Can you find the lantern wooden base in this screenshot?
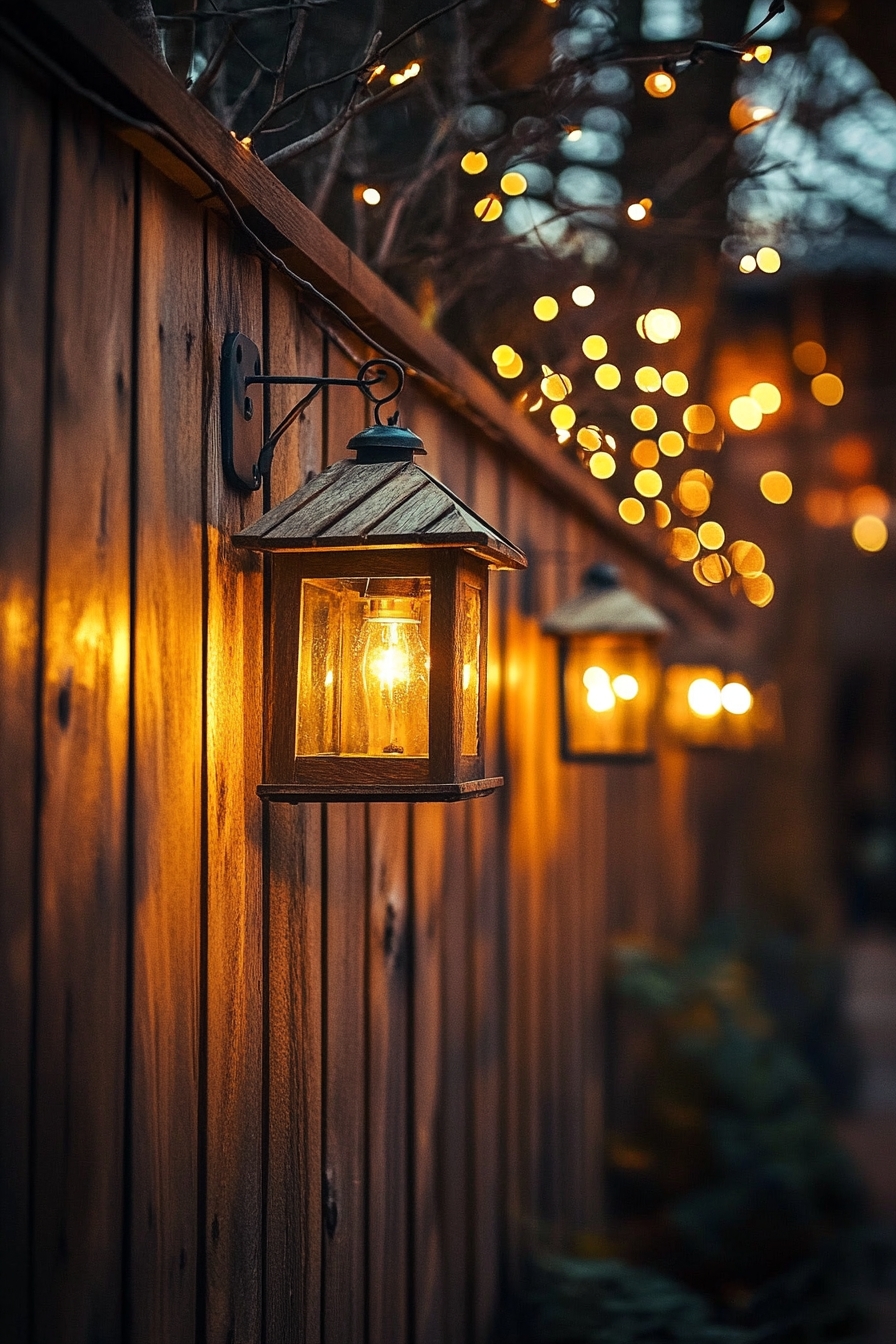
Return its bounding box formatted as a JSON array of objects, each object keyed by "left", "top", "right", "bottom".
[{"left": 258, "top": 777, "right": 503, "bottom": 804}]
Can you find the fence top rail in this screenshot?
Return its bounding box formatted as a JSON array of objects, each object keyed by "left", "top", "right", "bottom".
[{"left": 1, "top": 0, "right": 725, "bottom": 621}]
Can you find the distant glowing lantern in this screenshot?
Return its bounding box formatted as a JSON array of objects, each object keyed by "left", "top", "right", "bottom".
[
  {"left": 541, "top": 564, "right": 669, "bottom": 761},
  {"left": 223, "top": 334, "right": 526, "bottom": 800},
  {"left": 663, "top": 663, "right": 758, "bottom": 750}
]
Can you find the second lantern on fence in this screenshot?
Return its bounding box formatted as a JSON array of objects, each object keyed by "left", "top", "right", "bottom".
[{"left": 541, "top": 564, "right": 669, "bottom": 761}]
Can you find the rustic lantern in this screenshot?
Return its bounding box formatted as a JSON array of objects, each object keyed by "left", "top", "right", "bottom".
[
  {"left": 663, "top": 663, "right": 758, "bottom": 750},
  {"left": 232, "top": 420, "right": 526, "bottom": 802},
  {"left": 541, "top": 564, "right": 669, "bottom": 761}
]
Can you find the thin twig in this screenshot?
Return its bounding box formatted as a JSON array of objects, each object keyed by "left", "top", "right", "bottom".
[{"left": 262, "top": 78, "right": 406, "bottom": 169}]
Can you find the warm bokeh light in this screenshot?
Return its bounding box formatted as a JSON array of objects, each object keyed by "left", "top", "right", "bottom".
[
  {"left": 631, "top": 404, "right": 658, "bottom": 431},
  {"left": 659, "top": 431, "right": 685, "bottom": 457},
  {"left": 635, "top": 366, "right": 662, "bottom": 393},
  {"left": 590, "top": 451, "right": 616, "bottom": 479},
  {"left": 755, "top": 44, "right": 773, "bottom": 62},
  {"left": 683, "top": 404, "right": 715, "bottom": 434},
  {"left": 852, "top": 514, "right": 889, "bottom": 552},
  {"left": 627, "top": 202, "right": 647, "bottom": 221},
  {"left": 654, "top": 500, "right": 671, "bottom": 528},
  {"left": 534, "top": 295, "right": 559, "bottom": 321},
  {"left": 721, "top": 682, "right": 753, "bottom": 714},
  {"left": 500, "top": 170, "right": 527, "bottom": 195},
  {"left": 669, "top": 527, "right": 700, "bottom": 561},
  {"left": 461, "top": 150, "right": 488, "bottom": 175},
  {"left": 792, "top": 340, "right": 826, "bottom": 375},
  {"left": 688, "top": 426, "right": 725, "bottom": 452},
  {"left": 728, "top": 540, "right": 765, "bottom": 576},
  {"left": 811, "top": 372, "right": 844, "bottom": 406},
  {"left": 645, "top": 70, "right": 676, "bottom": 97},
  {"left": 760, "top": 470, "right": 793, "bottom": 504},
  {"left": 750, "top": 382, "right": 781, "bottom": 414},
  {"left": 582, "top": 334, "right": 608, "bottom": 360},
  {"left": 541, "top": 370, "right": 572, "bottom": 401},
  {"left": 698, "top": 521, "right": 725, "bottom": 550},
  {"left": 739, "top": 255, "right": 757, "bottom": 274},
  {"left": 730, "top": 96, "right": 775, "bottom": 132},
  {"left": 698, "top": 553, "right": 732, "bottom": 584},
  {"left": 848, "top": 484, "right": 890, "bottom": 519},
  {"left": 556, "top": 428, "right": 571, "bottom": 444},
  {"left": 662, "top": 371, "right": 688, "bottom": 397},
  {"left": 475, "top": 194, "right": 502, "bottom": 221},
  {"left": 643, "top": 308, "right": 681, "bottom": 343},
  {"left": 743, "top": 573, "right": 775, "bottom": 607},
  {"left": 688, "top": 678, "right": 722, "bottom": 718},
  {"left": 831, "top": 435, "right": 873, "bottom": 479},
  {"left": 492, "top": 344, "right": 516, "bottom": 367},
  {"left": 634, "top": 469, "right": 662, "bottom": 498},
  {"left": 528, "top": 396, "right": 544, "bottom": 412},
  {"left": 566, "top": 127, "right": 583, "bottom": 142},
  {"left": 550, "top": 403, "right": 576, "bottom": 430},
  {"left": 572, "top": 284, "right": 596, "bottom": 307},
  {"left": 613, "top": 674, "right": 639, "bottom": 701},
  {"left": 619, "top": 497, "right": 646, "bottom": 524},
  {"left": 805, "top": 488, "right": 846, "bottom": 527},
  {"left": 577, "top": 426, "right": 601, "bottom": 451},
  {"left": 729, "top": 395, "right": 763, "bottom": 431},
  {"left": 497, "top": 353, "right": 523, "bottom": 378},
  {"left": 361, "top": 186, "right": 381, "bottom": 205},
  {"left": 692, "top": 560, "right": 712, "bottom": 587},
  {"left": 595, "top": 363, "right": 621, "bottom": 390},
  {"left": 756, "top": 246, "right": 781, "bottom": 273},
  {"left": 676, "top": 476, "right": 711, "bottom": 515},
  {"left": 583, "top": 665, "right": 615, "bottom": 713},
  {"left": 631, "top": 438, "right": 659, "bottom": 468}
]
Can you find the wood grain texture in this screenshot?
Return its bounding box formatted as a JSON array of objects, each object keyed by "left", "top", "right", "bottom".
[
  {"left": 0, "top": 64, "right": 51, "bottom": 1344},
  {"left": 204, "top": 213, "right": 265, "bottom": 1344},
  {"left": 129, "top": 161, "right": 204, "bottom": 1344},
  {"left": 367, "top": 802, "right": 410, "bottom": 1344},
  {"left": 265, "top": 275, "right": 325, "bottom": 1344},
  {"left": 31, "top": 107, "right": 133, "bottom": 1344},
  {"left": 410, "top": 803, "right": 445, "bottom": 1344}
]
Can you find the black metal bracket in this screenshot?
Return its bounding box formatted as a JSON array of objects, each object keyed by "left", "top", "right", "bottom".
[{"left": 221, "top": 332, "right": 405, "bottom": 492}]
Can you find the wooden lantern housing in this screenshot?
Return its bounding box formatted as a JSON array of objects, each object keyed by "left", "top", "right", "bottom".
[
  {"left": 541, "top": 564, "right": 669, "bottom": 762},
  {"left": 233, "top": 424, "right": 526, "bottom": 802}
]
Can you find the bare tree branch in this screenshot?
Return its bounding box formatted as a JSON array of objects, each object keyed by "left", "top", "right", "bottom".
[{"left": 262, "top": 78, "right": 406, "bottom": 169}]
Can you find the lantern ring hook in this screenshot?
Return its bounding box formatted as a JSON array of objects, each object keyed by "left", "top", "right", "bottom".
[{"left": 356, "top": 358, "right": 405, "bottom": 425}]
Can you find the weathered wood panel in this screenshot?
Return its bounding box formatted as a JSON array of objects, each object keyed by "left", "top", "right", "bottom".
[
  {"left": 203, "top": 214, "right": 265, "bottom": 1344},
  {"left": 130, "top": 160, "right": 204, "bottom": 1344},
  {"left": 264, "top": 278, "right": 325, "bottom": 1344},
  {"left": 31, "top": 107, "right": 133, "bottom": 1343},
  {"left": 0, "top": 64, "right": 51, "bottom": 1344}
]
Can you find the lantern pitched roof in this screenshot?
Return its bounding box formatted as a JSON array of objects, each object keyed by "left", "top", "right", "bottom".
[
  {"left": 233, "top": 458, "right": 526, "bottom": 569},
  {"left": 541, "top": 573, "right": 670, "bottom": 637}
]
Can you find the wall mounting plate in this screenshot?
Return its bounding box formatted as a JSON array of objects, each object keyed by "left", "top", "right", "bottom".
[{"left": 221, "top": 332, "right": 263, "bottom": 491}]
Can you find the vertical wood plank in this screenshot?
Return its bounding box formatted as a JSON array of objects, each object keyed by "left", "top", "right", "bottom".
[
  {"left": 323, "top": 343, "right": 369, "bottom": 1344},
  {"left": 204, "top": 214, "right": 265, "bottom": 1344},
  {"left": 265, "top": 276, "right": 325, "bottom": 1344},
  {"left": 31, "top": 107, "right": 133, "bottom": 1343},
  {"left": 0, "top": 65, "right": 51, "bottom": 1344},
  {"left": 410, "top": 803, "right": 445, "bottom": 1344},
  {"left": 129, "top": 163, "right": 204, "bottom": 1344},
  {"left": 368, "top": 801, "right": 410, "bottom": 1344}
]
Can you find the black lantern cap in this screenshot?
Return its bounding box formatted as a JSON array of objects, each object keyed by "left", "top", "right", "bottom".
[
  {"left": 347, "top": 423, "right": 425, "bottom": 464},
  {"left": 541, "top": 563, "right": 669, "bottom": 636},
  {"left": 233, "top": 429, "right": 526, "bottom": 570}
]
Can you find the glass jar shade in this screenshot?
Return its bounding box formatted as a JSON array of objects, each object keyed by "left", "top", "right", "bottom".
[
  {"left": 561, "top": 634, "right": 661, "bottom": 758},
  {"left": 297, "top": 576, "right": 431, "bottom": 758}
]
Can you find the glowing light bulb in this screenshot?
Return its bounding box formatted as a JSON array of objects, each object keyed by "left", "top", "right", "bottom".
[
  {"left": 756, "top": 246, "right": 781, "bottom": 273},
  {"left": 635, "top": 366, "right": 662, "bottom": 393},
  {"left": 595, "top": 363, "right": 621, "bottom": 390},
  {"left": 572, "top": 285, "right": 595, "bottom": 307},
  {"left": 619, "top": 497, "right": 646, "bottom": 524},
  {"left": 760, "top": 470, "right": 792, "bottom": 504},
  {"left": 550, "top": 403, "right": 576, "bottom": 430},
  {"left": 631, "top": 404, "right": 658, "bottom": 431},
  {"left": 659, "top": 431, "right": 684, "bottom": 457},
  {"left": 811, "top": 372, "right": 844, "bottom": 406},
  {"left": 688, "top": 677, "right": 722, "bottom": 718},
  {"left": 492, "top": 344, "right": 516, "bottom": 367},
  {"left": 627, "top": 202, "right": 647, "bottom": 221},
  {"left": 729, "top": 395, "right": 763, "bottom": 431},
  {"left": 497, "top": 353, "right": 524, "bottom": 378},
  {"left": 739, "top": 254, "right": 757, "bottom": 274},
  {"left": 361, "top": 186, "right": 381, "bottom": 205},
  {"left": 583, "top": 665, "right": 615, "bottom": 712},
  {"left": 360, "top": 602, "right": 429, "bottom": 755},
  {"left": 698, "top": 521, "right": 725, "bottom": 550},
  {"left": 461, "top": 151, "right": 488, "bottom": 174},
  {"left": 721, "top": 682, "right": 753, "bottom": 715},
  {"left": 853, "top": 514, "right": 888, "bottom": 552},
  {"left": 643, "top": 308, "right": 681, "bottom": 344},
  {"left": 662, "top": 371, "right": 688, "bottom": 397},
  {"left": 634, "top": 468, "right": 662, "bottom": 498},
  {"left": 589, "top": 451, "right": 616, "bottom": 479},
  {"left": 645, "top": 70, "right": 676, "bottom": 98},
  {"left": 754, "top": 44, "right": 772, "bottom": 63},
  {"left": 750, "top": 382, "right": 781, "bottom": 414},
  {"left": 534, "top": 295, "right": 559, "bottom": 321},
  {"left": 474, "top": 194, "right": 502, "bottom": 221},
  {"left": 613, "top": 674, "right": 639, "bottom": 701},
  {"left": 566, "top": 127, "right": 583, "bottom": 142}
]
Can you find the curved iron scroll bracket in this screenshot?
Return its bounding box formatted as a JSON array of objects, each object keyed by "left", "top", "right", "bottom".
[{"left": 221, "top": 332, "right": 405, "bottom": 492}]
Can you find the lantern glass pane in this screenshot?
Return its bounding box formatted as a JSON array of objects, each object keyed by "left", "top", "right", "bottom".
[
  {"left": 663, "top": 664, "right": 755, "bottom": 749},
  {"left": 564, "top": 634, "right": 660, "bottom": 756},
  {"left": 296, "top": 576, "right": 431, "bottom": 758},
  {"left": 460, "top": 583, "right": 482, "bottom": 756}
]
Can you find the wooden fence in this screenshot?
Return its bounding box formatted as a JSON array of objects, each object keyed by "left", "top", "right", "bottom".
[{"left": 0, "top": 5, "right": 725, "bottom": 1341}]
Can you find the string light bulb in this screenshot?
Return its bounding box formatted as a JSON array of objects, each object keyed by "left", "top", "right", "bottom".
[
  {"left": 739, "top": 254, "right": 757, "bottom": 274},
  {"left": 534, "top": 295, "right": 559, "bottom": 321},
  {"left": 474, "top": 194, "right": 502, "bottom": 221},
  {"left": 572, "top": 285, "right": 596, "bottom": 307},
  {"left": 461, "top": 151, "right": 488, "bottom": 174},
  {"left": 582, "top": 334, "right": 608, "bottom": 360},
  {"left": 645, "top": 70, "right": 676, "bottom": 98},
  {"left": 500, "top": 170, "right": 527, "bottom": 195}
]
